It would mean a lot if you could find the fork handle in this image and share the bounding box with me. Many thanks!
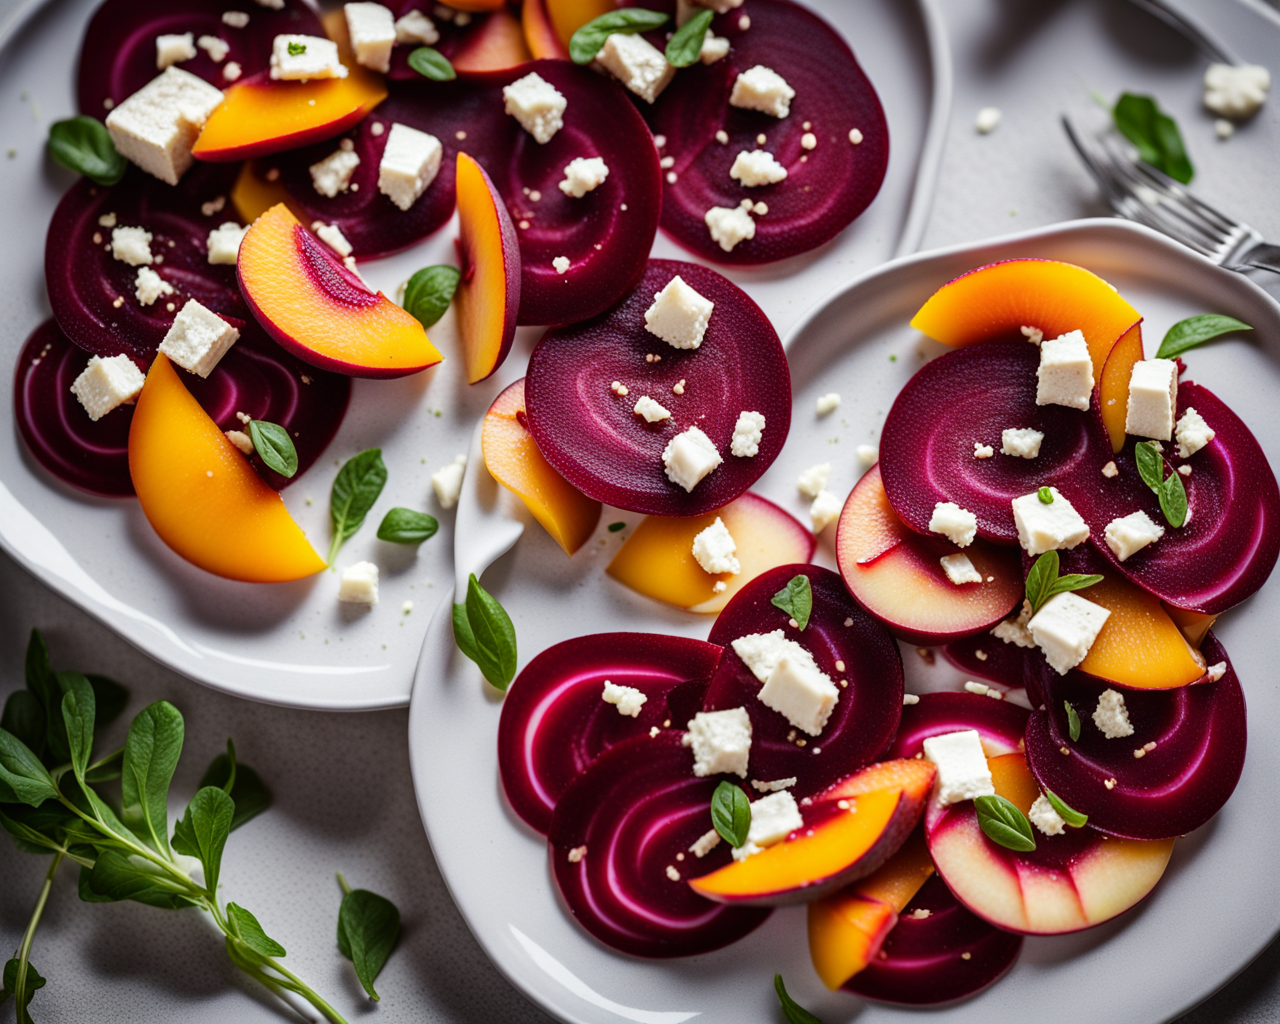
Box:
[1233,242,1280,275]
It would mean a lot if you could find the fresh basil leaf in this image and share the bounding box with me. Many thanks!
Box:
[87,849,196,909]
[1044,787,1088,828]
[172,786,234,894]
[121,701,184,855]
[2,956,47,1024]
[0,729,57,808]
[403,265,460,328]
[770,574,813,630]
[1153,109,1193,184]
[710,780,750,848]
[199,740,271,831]
[774,973,823,1024]
[1156,314,1253,359]
[337,883,401,1001]
[1159,469,1188,528]
[329,449,388,564]
[569,8,669,64]
[975,794,1036,852]
[86,673,129,728]
[0,807,66,855]
[60,674,95,782]
[1,692,44,760]
[1047,573,1104,599]
[457,573,518,692]
[608,521,626,533]
[1113,92,1193,184]
[377,507,439,544]
[227,903,287,959]
[1134,440,1164,492]
[1065,700,1082,742]
[1024,550,1059,614]
[407,46,456,81]
[665,8,713,67]
[247,420,298,479]
[452,602,479,663]
[47,115,126,186]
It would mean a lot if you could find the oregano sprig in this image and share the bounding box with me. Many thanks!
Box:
[1065,700,1082,742]
[1113,92,1193,184]
[402,265,460,327]
[1024,551,1104,615]
[247,420,298,478]
[47,116,126,186]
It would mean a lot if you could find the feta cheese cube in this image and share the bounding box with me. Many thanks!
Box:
[758,655,839,736]
[1011,487,1089,555]
[602,681,647,718]
[929,501,977,548]
[310,146,360,197]
[810,490,841,534]
[70,354,145,421]
[1204,63,1270,119]
[106,67,226,185]
[206,222,248,264]
[940,552,982,585]
[432,453,467,509]
[1036,330,1094,410]
[1028,592,1111,675]
[691,517,740,575]
[815,392,841,415]
[197,35,231,62]
[729,65,795,118]
[344,2,396,73]
[731,630,817,683]
[682,707,752,777]
[662,426,722,491]
[1001,427,1044,459]
[1092,688,1134,738]
[700,34,730,64]
[558,156,609,198]
[796,462,831,499]
[270,35,347,80]
[730,791,802,861]
[156,33,197,69]
[730,149,787,187]
[134,266,174,306]
[311,221,353,256]
[1125,359,1179,441]
[596,33,674,105]
[704,204,755,252]
[921,730,995,806]
[111,226,154,266]
[1104,510,1165,562]
[1175,406,1215,458]
[633,395,672,423]
[377,123,442,210]
[157,299,240,377]
[730,411,765,457]
[338,561,379,605]
[1028,794,1066,836]
[644,275,714,350]
[502,72,566,144]
[395,9,439,44]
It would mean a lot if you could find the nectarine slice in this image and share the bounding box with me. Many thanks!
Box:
[482,378,601,555]
[128,354,325,582]
[453,7,533,71]
[455,152,520,384]
[522,0,614,59]
[1077,571,1206,688]
[1098,320,1144,453]
[230,161,295,226]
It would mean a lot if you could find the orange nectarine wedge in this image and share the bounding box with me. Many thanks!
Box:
[1079,573,1206,688]
[230,161,296,226]
[1098,320,1144,453]
[128,354,325,582]
[453,7,533,71]
[522,0,614,59]
[455,152,520,384]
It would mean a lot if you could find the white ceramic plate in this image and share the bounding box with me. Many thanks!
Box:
[409,218,1280,1024]
[0,0,947,709]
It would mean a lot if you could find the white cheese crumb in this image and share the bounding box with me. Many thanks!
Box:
[691,517,740,575]
[730,149,787,187]
[225,429,254,455]
[223,61,242,81]
[558,156,609,198]
[815,392,841,416]
[683,707,752,777]
[1216,118,1235,139]
[196,35,231,63]
[1104,510,1165,562]
[1028,794,1066,836]
[730,411,765,457]
[856,445,878,468]
[70,355,145,421]
[750,778,796,793]
[991,601,1036,648]
[1207,661,1227,682]
[1001,428,1044,459]
[940,553,982,585]
[338,561,379,605]
[809,490,841,534]
[222,11,251,28]
[1093,689,1134,739]
[1204,63,1270,119]
[922,730,995,806]
[700,33,730,64]
[929,501,977,548]
[689,830,721,858]
[729,65,795,118]
[552,256,570,275]
[111,226,154,266]
[633,395,672,423]
[1175,407,1215,458]
[156,33,197,70]
[848,128,863,144]
[704,204,755,252]
[796,463,831,499]
[567,845,587,863]
[973,442,994,459]
[975,107,1001,133]
[610,380,629,397]
[206,222,248,265]
[662,426,721,492]
[1021,325,1043,344]
[664,864,681,882]
[602,680,648,718]
[1102,461,1119,478]
[395,9,438,44]
[134,266,173,306]
[503,72,566,143]
[432,454,467,509]
[903,694,919,705]
[310,147,360,197]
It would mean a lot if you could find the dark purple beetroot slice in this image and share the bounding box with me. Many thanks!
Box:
[844,874,1022,1005]
[77,0,322,117]
[879,342,1110,546]
[641,0,888,265]
[548,732,771,958]
[701,565,902,796]
[385,1,478,80]
[525,259,789,516]
[46,164,248,368]
[885,692,1029,763]
[943,634,1030,691]
[1024,632,1245,841]
[1071,381,1280,615]
[498,632,722,834]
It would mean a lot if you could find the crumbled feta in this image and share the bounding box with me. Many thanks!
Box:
[692,517,740,575]
[974,106,1001,133]
[1036,331,1094,411]
[856,445,878,467]
[254,0,284,8]
[1028,794,1066,836]
[662,426,721,491]
[377,122,442,210]
[502,72,566,143]
[223,62,242,81]
[1011,487,1089,555]
[156,33,197,69]
[345,2,396,73]
[552,256,570,274]
[683,707,752,777]
[991,602,1036,648]
[1175,407,1215,458]
[338,561,379,605]
[690,0,744,13]
[929,501,977,548]
[310,146,360,197]
[796,463,831,499]
[596,33,674,105]
[432,453,467,509]
[1028,592,1111,675]
[729,65,794,118]
[222,11,251,29]
[973,442,994,459]
[1001,427,1044,459]
[809,490,841,534]
[731,791,803,861]
[311,221,353,256]
[689,830,721,858]
[1203,63,1270,119]
[197,35,231,62]
[1102,461,1119,478]
[922,730,995,806]
[758,654,839,737]
[750,778,796,793]
[111,226,154,266]
[1216,117,1235,139]
[903,693,919,705]
[225,429,254,455]
[206,222,248,264]
[395,9,439,45]
[602,680,647,718]
[134,266,173,306]
[70,354,145,421]
[633,395,672,423]
[558,156,609,198]
[158,299,240,377]
[700,33,730,64]
[1093,688,1134,738]
[730,149,787,187]
[940,553,982,585]
[1125,359,1179,441]
[704,204,755,252]
[1207,661,1227,682]
[963,681,990,696]
[730,411,765,457]
[732,630,815,682]
[1021,325,1044,344]
[644,275,714,350]
[270,35,347,80]
[1104,510,1165,562]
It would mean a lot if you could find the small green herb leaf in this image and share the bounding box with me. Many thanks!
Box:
[120,701,185,855]
[172,786,234,894]
[569,8,668,64]
[1024,551,1059,614]
[770,574,813,630]
[377,507,439,544]
[287,41,306,55]
[1,691,44,760]
[2,956,47,1024]
[452,602,479,663]
[0,729,57,808]
[336,878,401,1002]
[1065,700,1082,742]
[1044,787,1088,828]
[1135,440,1164,491]
[1037,486,1053,504]
[1113,92,1193,184]
[59,673,95,782]
[453,574,518,691]
[774,973,824,1024]
[329,449,388,563]
[86,849,196,908]
[199,740,271,831]
[247,420,298,478]
[0,806,66,854]
[403,265,460,327]
[710,780,751,848]
[48,115,126,186]
[1047,573,1105,600]
[407,46,456,81]
[1156,314,1253,359]
[974,794,1036,852]
[1134,440,1187,527]
[227,903,287,959]
[608,521,626,533]
[665,8,713,67]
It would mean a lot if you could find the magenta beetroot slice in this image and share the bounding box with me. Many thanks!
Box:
[641,0,888,265]
[1070,380,1280,615]
[385,1,485,80]
[885,691,1029,763]
[702,565,902,797]
[549,732,770,958]
[844,874,1022,1005]
[879,341,1111,545]
[1024,633,1245,841]
[525,259,789,516]
[943,634,1030,691]
[498,632,722,834]
[46,164,248,368]
[76,0,321,117]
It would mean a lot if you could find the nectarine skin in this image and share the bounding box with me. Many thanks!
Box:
[1098,320,1144,453]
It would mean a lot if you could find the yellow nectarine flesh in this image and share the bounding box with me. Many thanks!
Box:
[1099,321,1144,453]
[453,7,533,71]
[988,753,1040,815]
[230,161,296,226]
[1080,573,1206,688]
[455,152,518,384]
[523,0,614,57]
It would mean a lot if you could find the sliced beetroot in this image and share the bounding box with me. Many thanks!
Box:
[77,0,322,117]
[46,165,248,367]
[844,874,1022,1005]
[548,732,771,958]
[702,565,903,796]
[879,342,1110,545]
[1024,633,1245,841]
[385,1,493,79]
[885,692,1029,762]
[524,259,789,516]
[943,635,1030,691]
[642,0,888,265]
[1071,381,1280,615]
[498,632,722,834]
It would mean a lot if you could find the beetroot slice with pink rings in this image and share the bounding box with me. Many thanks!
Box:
[1024,633,1245,841]
[525,259,789,516]
[46,164,248,368]
[497,632,722,834]
[943,635,1030,691]
[844,874,1022,1005]
[548,732,771,958]
[702,565,903,796]
[880,341,1111,545]
[76,0,322,117]
[641,0,888,265]
[885,691,1029,762]
[1070,381,1280,615]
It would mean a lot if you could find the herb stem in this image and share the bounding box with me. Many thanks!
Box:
[12,849,65,1014]
[86,746,125,772]
[336,872,352,897]
[261,956,349,1024]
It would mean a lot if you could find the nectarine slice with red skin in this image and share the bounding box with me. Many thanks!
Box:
[837,465,1023,644]
[128,354,325,582]
[455,152,520,384]
[1098,320,1144,453]
[452,7,533,71]
[909,258,1141,378]
[482,378,600,555]
[522,0,614,59]
[238,204,442,378]
[607,492,814,614]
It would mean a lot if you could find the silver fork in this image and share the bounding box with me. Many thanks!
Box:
[1062,115,1280,275]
